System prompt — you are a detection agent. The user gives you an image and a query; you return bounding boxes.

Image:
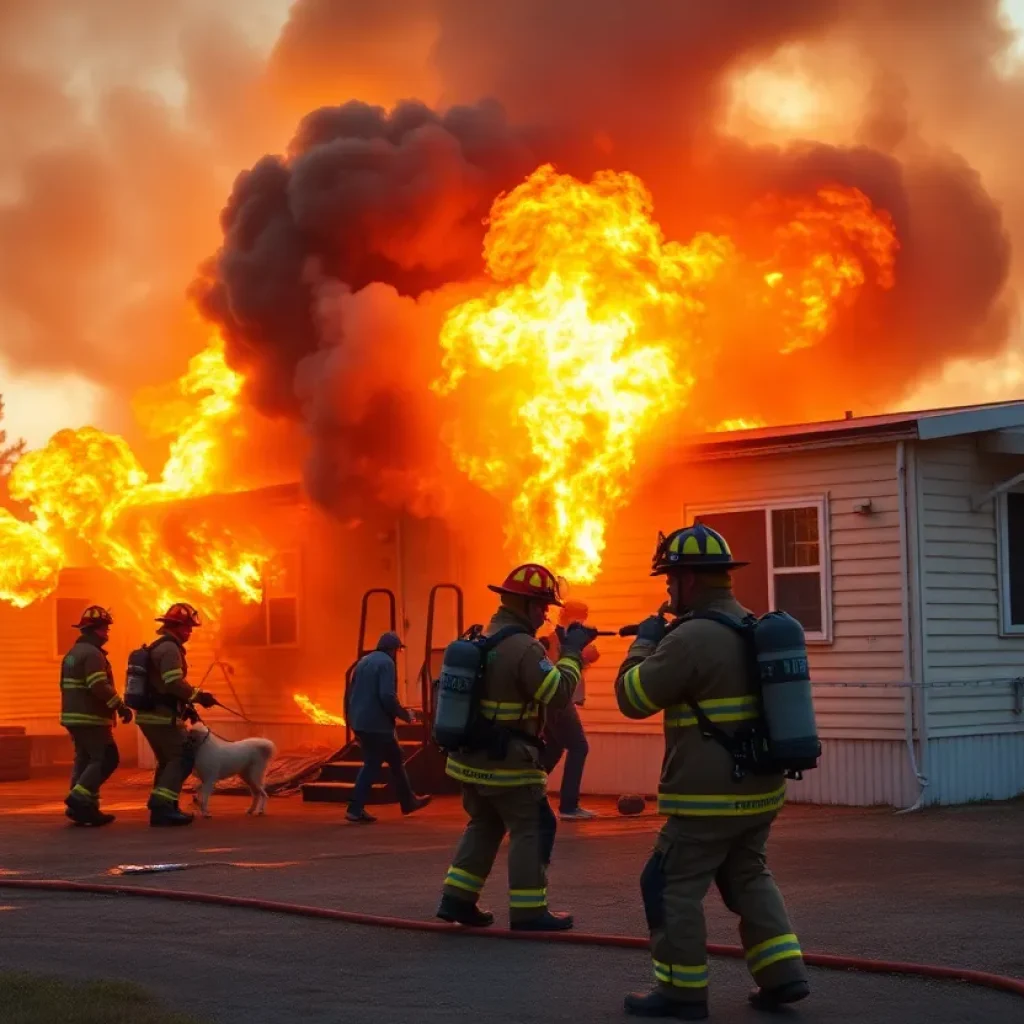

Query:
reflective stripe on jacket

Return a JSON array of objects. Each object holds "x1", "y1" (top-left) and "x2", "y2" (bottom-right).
[
  {"x1": 444, "y1": 606, "x2": 582, "y2": 789},
  {"x1": 59, "y1": 636, "x2": 120, "y2": 727},
  {"x1": 614, "y1": 590, "x2": 785, "y2": 819}
]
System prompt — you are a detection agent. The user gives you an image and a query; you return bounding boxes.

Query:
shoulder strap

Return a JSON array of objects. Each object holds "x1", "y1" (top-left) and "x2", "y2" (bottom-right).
[{"x1": 479, "y1": 624, "x2": 530, "y2": 653}]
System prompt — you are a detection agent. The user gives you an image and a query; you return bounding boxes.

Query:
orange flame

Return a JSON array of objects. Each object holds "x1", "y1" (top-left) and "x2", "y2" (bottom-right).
[
  {"x1": 0, "y1": 334, "x2": 271, "y2": 611},
  {"x1": 435, "y1": 164, "x2": 897, "y2": 582},
  {"x1": 292, "y1": 693, "x2": 346, "y2": 726}
]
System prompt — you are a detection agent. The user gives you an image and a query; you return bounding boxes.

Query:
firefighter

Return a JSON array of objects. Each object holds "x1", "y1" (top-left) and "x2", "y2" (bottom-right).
[
  {"x1": 135, "y1": 602, "x2": 217, "y2": 827},
  {"x1": 615, "y1": 524, "x2": 809, "y2": 1020},
  {"x1": 436, "y1": 563, "x2": 598, "y2": 931},
  {"x1": 60, "y1": 606, "x2": 132, "y2": 826}
]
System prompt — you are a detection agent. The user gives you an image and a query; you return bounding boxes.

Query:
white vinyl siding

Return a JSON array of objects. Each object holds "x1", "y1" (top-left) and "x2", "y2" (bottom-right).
[
  {"x1": 573, "y1": 443, "x2": 907, "y2": 742},
  {"x1": 916, "y1": 438, "x2": 1024, "y2": 738}
]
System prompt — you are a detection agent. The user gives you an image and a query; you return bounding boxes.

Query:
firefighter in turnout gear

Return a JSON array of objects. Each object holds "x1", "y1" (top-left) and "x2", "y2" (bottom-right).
[
  {"x1": 436, "y1": 564, "x2": 597, "y2": 931},
  {"x1": 615, "y1": 524, "x2": 809, "y2": 1020},
  {"x1": 60, "y1": 606, "x2": 131, "y2": 826},
  {"x1": 136, "y1": 603, "x2": 218, "y2": 827}
]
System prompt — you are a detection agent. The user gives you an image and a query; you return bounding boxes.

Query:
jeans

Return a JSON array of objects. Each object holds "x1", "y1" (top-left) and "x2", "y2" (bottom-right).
[
  {"x1": 541, "y1": 703, "x2": 590, "y2": 813},
  {"x1": 349, "y1": 731, "x2": 416, "y2": 813}
]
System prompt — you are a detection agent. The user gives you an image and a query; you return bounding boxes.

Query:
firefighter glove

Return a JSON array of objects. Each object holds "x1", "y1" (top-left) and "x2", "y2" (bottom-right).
[
  {"x1": 556, "y1": 623, "x2": 600, "y2": 656},
  {"x1": 636, "y1": 615, "x2": 668, "y2": 645},
  {"x1": 195, "y1": 691, "x2": 218, "y2": 709},
  {"x1": 182, "y1": 705, "x2": 200, "y2": 724},
  {"x1": 116, "y1": 704, "x2": 133, "y2": 725}
]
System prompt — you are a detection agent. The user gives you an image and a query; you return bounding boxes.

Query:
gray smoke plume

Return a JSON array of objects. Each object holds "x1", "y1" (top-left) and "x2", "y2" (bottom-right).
[{"x1": 194, "y1": 0, "x2": 1021, "y2": 508}]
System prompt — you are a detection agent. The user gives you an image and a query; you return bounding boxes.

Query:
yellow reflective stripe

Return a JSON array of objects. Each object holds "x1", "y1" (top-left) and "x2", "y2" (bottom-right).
[
  {"x1": 509, "y1": 888, "x2": 547, "y2": 908},
  {"x1": 652, "y1": 960, "x2": 709, "y2": 989},
  {"x1": 70, "y1": 784, "x2": 96, "y2": 800},
  {"x1": 746, "y1": 933, "x2": 803, "y2": 973},
  {"x1": 60, "y1": 713, "x2": 111, "y2": 725},
  {"x1": 533, "y1": 666, "x2": 561, "y2": 705},
  {"x1": 658, "y1": 784, "x2": 787, "y2": 818},
  {"x1": 445, "y1": 758, "x2": 547, "y2": 788},
  {"x1": 444, "y1": 867, "x2": 485, "y2": 894},
  {"x1": 478, "y1": 700, "x2": 538, "y2": 722},
  {"x1": 623, "y1": 665, "x2": 658, "y2": 714},
  {"x1": 556, "y1": 657, "x2": 581, "y2": 682},
  {"x1": 150, "y1": 787, "x2": 179, "y2": 802},
  {"x1": 60, "y1": 679, "x2": 89, "y2": 690},
  {"x1": 162, "y1": 669, "x2": 184, "y2": 682},
  {"x1": 105, "y1": 695, "x2": 122, "y2": 708},
  {"x1": 665, "y1": 695, "x2": 761, "y2": 728},
  {"x1": 136, "y1": 711, "x2": 175, "y2": 725},
  {"x1": 85, "y1": 671, "x2": 108, "y2": 685}
]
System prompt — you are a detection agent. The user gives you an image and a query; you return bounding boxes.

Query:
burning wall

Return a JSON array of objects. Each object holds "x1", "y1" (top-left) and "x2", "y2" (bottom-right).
[{"x1": 2, "y1": 1, "x2": 1024, "y2": 614}]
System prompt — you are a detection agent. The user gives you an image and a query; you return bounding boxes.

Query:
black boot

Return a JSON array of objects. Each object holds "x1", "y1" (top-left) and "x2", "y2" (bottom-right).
[
  {"x1": 345, "y1": 808, "x2": 378, "y2": 824},
  {"x1": 749, "y1": 980, "x2": 810, "y2": 1011},
  {"x1": 149, "y1": 803, "x2": 194, "y2": 827},
  {"x1": 510, "y1": 910, "x2": 574, "y2": 932},
  {"x1": 402, "y1": 795, "x2": 432, "y2": 815},
  {"x1": 436, "y1": 894, "x2": 494, "y2": 927},
  {"x1": 624, "y1": 990, "x2": 708, "y2": 1020},
  {"x1": 65, "y1": 793, "x2": 113, "y2": 827}
]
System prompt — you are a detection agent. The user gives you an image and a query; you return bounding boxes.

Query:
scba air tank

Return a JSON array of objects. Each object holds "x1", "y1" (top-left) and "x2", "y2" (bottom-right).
[
  {"x1": 124, "y1": 645, "x2": 153, "y2": 711},
  {"x1": 754, "y1": 612, "x2": 821, "y2": 771},
  {"x1": 432, "y1": 638, "x2": 483, "y2": 749}
]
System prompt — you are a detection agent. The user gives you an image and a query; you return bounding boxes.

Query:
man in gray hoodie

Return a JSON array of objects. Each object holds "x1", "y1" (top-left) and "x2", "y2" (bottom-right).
[{"x1": 345, "y1": 631, "x2": 431, "y2": 824}]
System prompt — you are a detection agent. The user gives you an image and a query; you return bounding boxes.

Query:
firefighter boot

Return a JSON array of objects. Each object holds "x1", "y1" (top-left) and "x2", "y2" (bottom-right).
[
  {"x1": 748, "y1": 980, "x2": 810, "y2": 1011},
  {"x1": 435, "y1": 894, "x2": 495, "y2": 928},
  {"x1": 624, "y1": 991, "x2": 708, "y2": 1020},
  {"x1": 509, "y1": 910, "x2": 574, "y2": 932},
  {"x1": 65, "y1": 791, "x2": 115, "y2": 827},
  {"x1": 147, "y1": 796, "x2": 194, "y2": 827}
]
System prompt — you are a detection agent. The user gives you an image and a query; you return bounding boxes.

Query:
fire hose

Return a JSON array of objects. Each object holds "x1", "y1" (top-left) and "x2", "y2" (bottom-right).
[{"x1": 0, "y1": 878, "x2": 1021, "y2": 999}]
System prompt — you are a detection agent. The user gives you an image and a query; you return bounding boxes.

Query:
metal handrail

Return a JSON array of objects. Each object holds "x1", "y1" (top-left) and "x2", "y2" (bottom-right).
[{"x1": 418, "y1": 583, "x2": 464, "y2": 743}]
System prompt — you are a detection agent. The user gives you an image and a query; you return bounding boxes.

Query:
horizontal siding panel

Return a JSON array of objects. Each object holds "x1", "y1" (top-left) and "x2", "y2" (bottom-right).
[{"x1": 918, "y1": 439, "x2": 1024, "y2": 732}]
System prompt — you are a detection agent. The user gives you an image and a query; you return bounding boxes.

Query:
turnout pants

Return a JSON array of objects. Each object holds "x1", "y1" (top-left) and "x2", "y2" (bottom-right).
[
  {"x1": 138, "y1": 723, "x2": 193, "y2": 806},
  {"x1": 65, "y1": 726, "x2": 119, "y2": 802},
  {"x1": 641, "y1": 814, "x2": 808, "y2": 1006},
  {"x1": 442, "y1": 783, "x2": 557, "y2": 924}
]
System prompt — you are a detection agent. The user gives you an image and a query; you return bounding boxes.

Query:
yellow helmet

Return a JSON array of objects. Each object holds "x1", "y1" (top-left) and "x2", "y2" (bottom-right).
[{"x1": 650, "y1": 523, "x2": 748, "y2": 576}]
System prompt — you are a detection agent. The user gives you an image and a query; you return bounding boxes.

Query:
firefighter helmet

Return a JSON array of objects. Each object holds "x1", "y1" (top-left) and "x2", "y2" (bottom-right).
[
  {"x1": 651, "y1": 523, "x2": 748, "y2": 576},
  {"x1": 156, "y1": 602, "x2": 202, "y2": 628},
  {"x1": 488, "y1": 564, "x2": 563, "y2": 606},
  {"x1": 73, "y1": 605, "x2": 113, "y2": 630}
]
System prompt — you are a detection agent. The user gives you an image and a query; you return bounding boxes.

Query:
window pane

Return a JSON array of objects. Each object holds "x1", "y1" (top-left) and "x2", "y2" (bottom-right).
[
  {"x1": 222, "y1": 594, "x2": 267, "y2": 647},
  {"x1": 695, "y1": 510, "x2": 769, "y2": 614},
  {"x1": 266, "y1": 552, "x2": 299, "y2": 598},
  {"x1": 773, "y1": 572, "x2": 823, "y2": 633},
  {"x1": 772, "y1": 507, "x2": 819, "y2": 568},
  {"x1": 1007, "y1": 493, "x2": 1024, "y2": 625},
  {"x1": 268, "y1": 598, "x2": 298, "y2": 646}
]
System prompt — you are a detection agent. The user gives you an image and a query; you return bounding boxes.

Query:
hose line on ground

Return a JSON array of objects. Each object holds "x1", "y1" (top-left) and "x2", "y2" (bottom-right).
[{"x1": 1, "y1": 878, "x2": 1021, "y2": 1000}]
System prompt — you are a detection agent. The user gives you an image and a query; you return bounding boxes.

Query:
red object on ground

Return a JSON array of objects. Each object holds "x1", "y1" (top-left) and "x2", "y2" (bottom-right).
[{"x1": 0, "y1": 878, "x2": 1021, "y2": 1000}]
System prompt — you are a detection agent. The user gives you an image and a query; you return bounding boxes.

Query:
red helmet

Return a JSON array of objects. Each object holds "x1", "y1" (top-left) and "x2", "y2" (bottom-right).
[
  {"x1": 488, "y1": 564, "x2": 563, "y2": 606},
  {"x1": 156, "y1": 602, "x2": 202, "y2": 628},
  {"x1": 74, "y1": 605, "x2": 113, "y2": 630}
]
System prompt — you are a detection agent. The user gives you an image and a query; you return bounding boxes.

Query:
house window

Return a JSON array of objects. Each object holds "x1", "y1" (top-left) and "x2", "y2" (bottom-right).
[
  {"x1": 997, "y1": 491, "x2": 1024, "y2": 633},
  {"x1": 689, "y1": 500, "x2": 830, "y2": 641},
  {"x1": 55, "y1": 598, "x2": 92, "y2": 656},
  {"x1": 222, "y1": 552, "x2": 300, "y2": 648}
]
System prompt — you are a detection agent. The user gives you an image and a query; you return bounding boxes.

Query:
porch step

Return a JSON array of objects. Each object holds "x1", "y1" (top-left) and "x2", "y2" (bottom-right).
[{"x1": 301, "y1": 781, "x2": 396, "y2": 805}]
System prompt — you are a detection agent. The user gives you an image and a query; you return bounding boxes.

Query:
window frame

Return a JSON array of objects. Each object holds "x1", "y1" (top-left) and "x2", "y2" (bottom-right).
[
  {"x1": 995, "y1": 490, "x2": 1024, "y2": 636},
  {"x1": 683, "y1": 495, "x2": 833, "y2": 644},
  {"x1": 222, "y1": 550, "x2": 303, "y2": 651}
]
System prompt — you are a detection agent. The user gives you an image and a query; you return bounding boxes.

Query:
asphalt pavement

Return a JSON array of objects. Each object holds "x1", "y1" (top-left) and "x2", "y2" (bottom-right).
[{"x1": 0, "y1": 778, "x2": 1021, "y2": 1024}]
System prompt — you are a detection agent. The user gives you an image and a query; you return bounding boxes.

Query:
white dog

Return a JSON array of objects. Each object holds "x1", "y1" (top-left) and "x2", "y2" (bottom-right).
[{"x1": 189, "y1": 723, "x2": 277, "y2": 818}]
